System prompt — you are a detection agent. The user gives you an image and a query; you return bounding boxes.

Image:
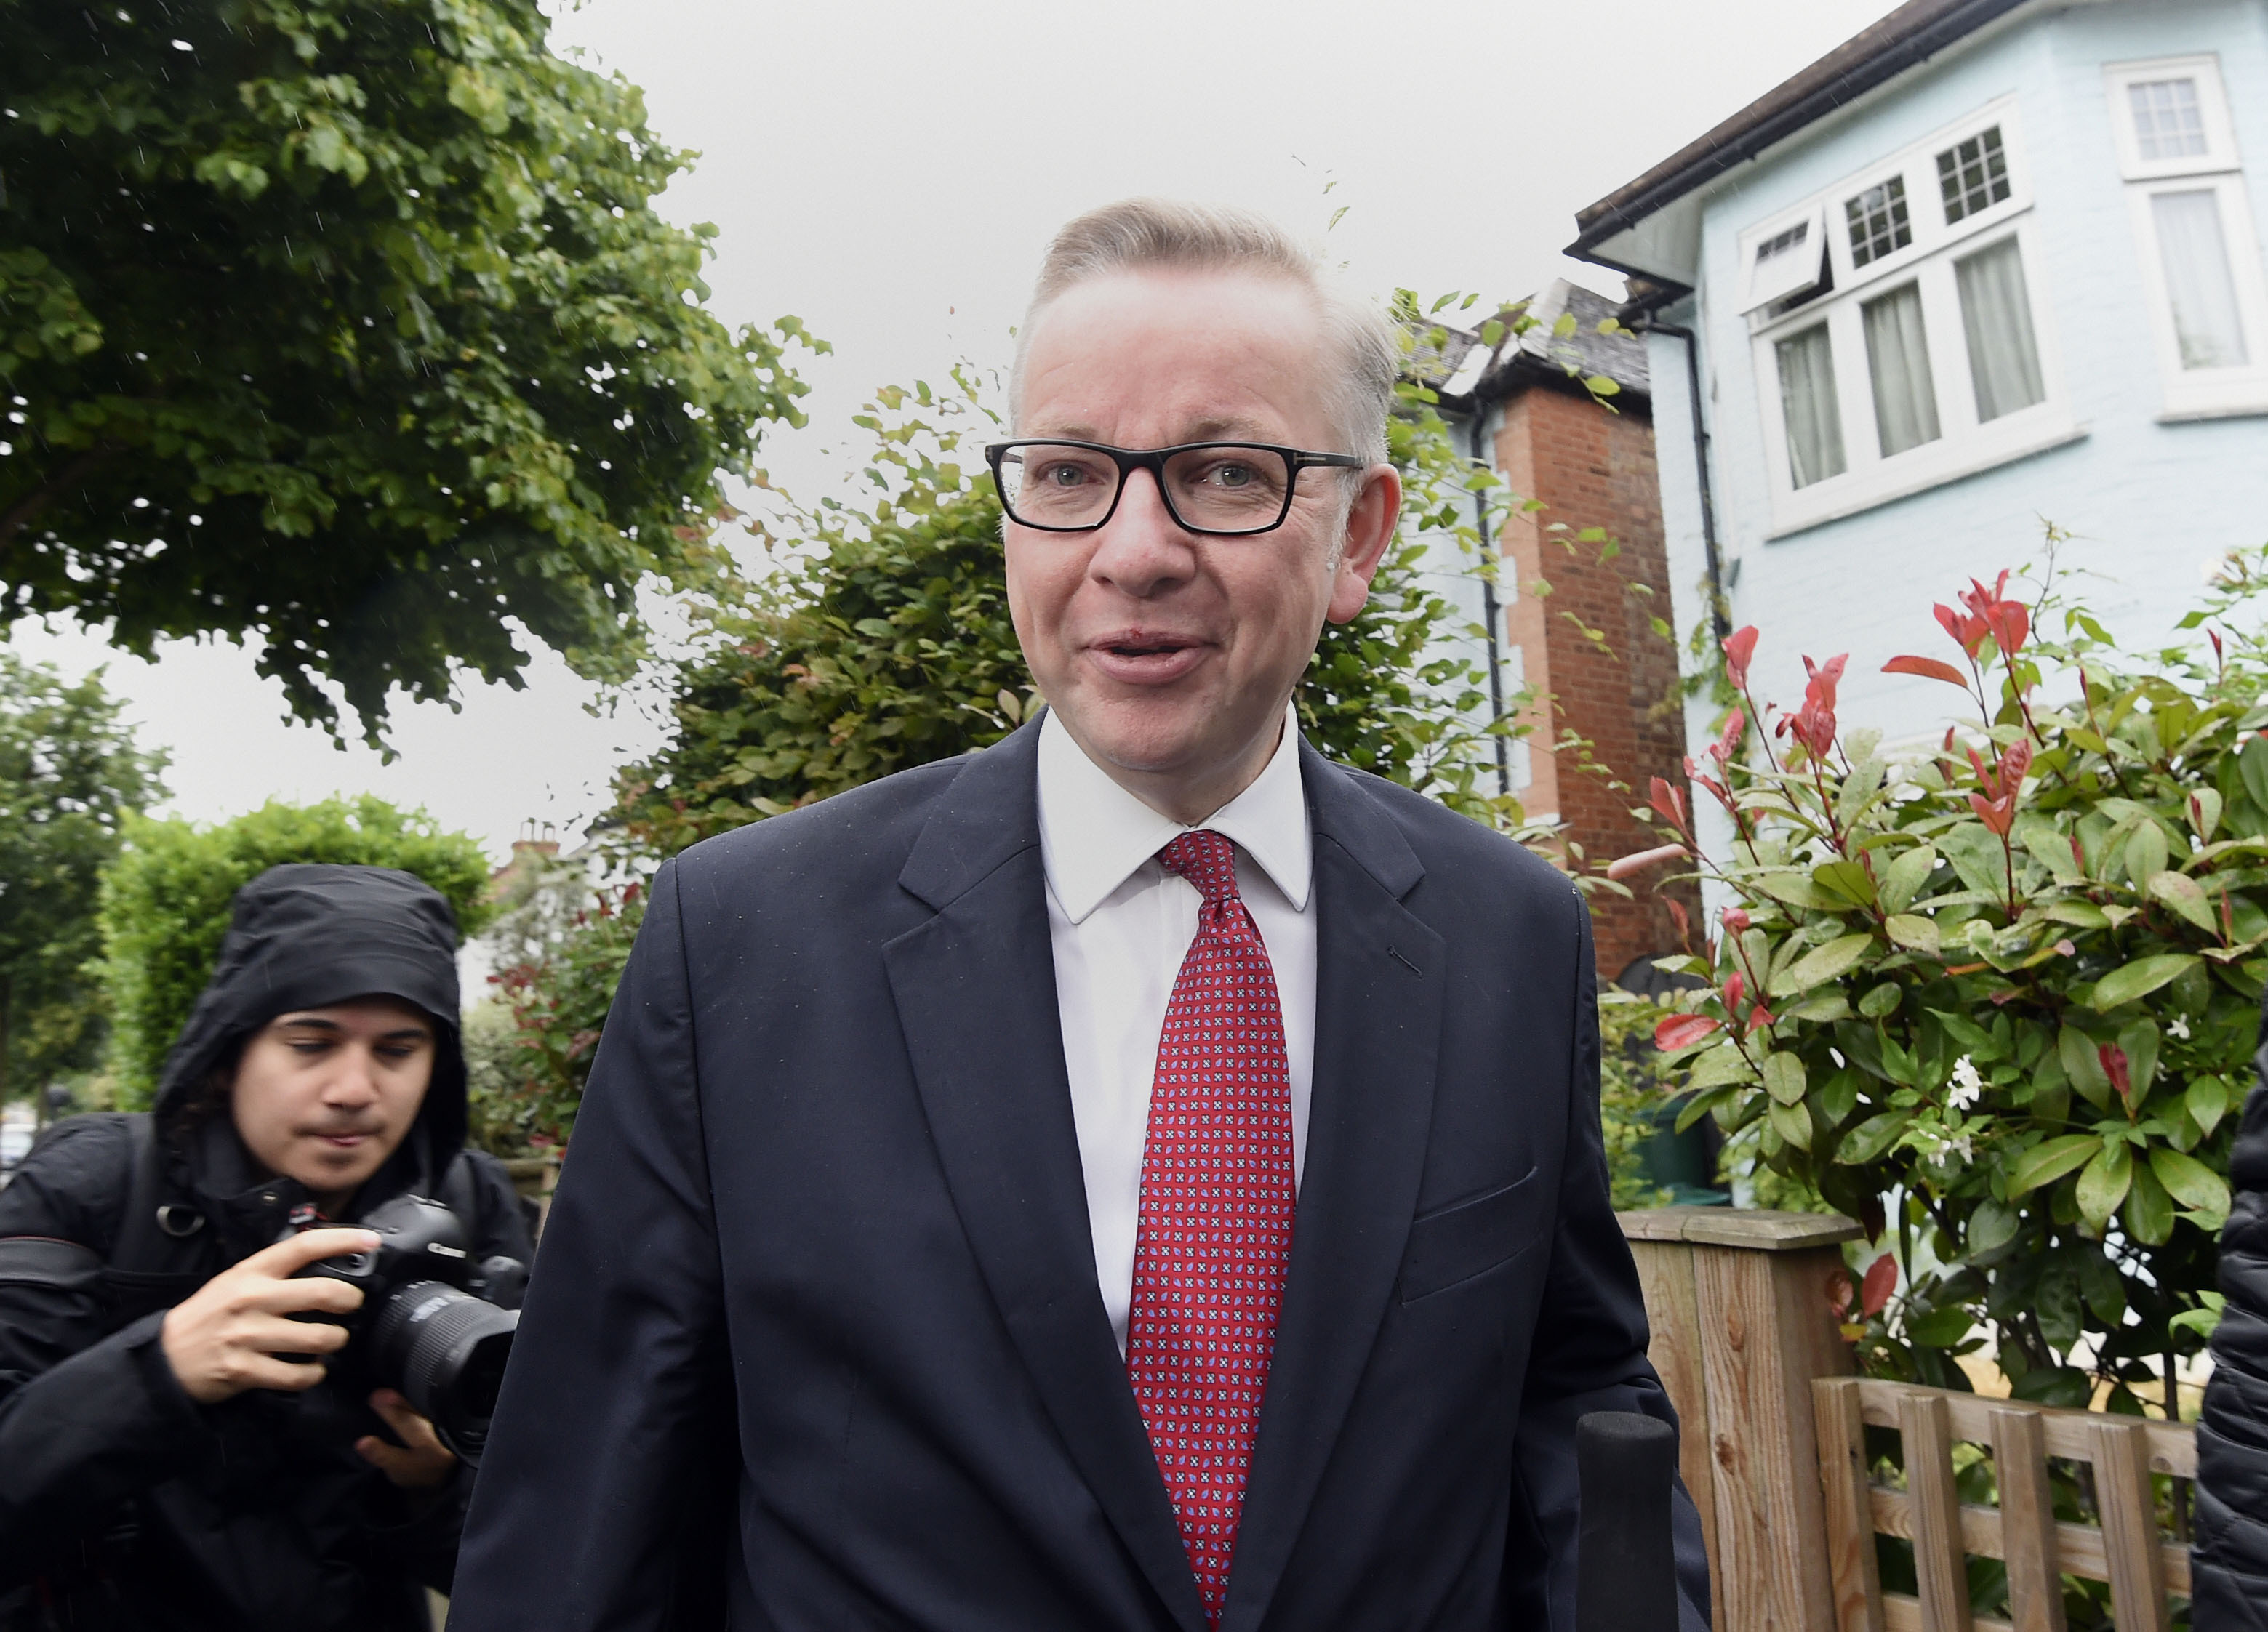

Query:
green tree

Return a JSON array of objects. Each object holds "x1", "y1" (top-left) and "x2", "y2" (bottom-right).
[
  {"x1": 0, "y1": 654, "x2": 167, "y2": 1104},
  {"x1": 1, "y1": 0, "x2": 816, "y2": 741},
  {"x1": 99, "y1": 795, "x2": 493, "y2": 1103}
]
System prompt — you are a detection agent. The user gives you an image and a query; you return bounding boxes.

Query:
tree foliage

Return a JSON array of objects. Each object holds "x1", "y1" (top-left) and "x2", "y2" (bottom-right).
[
  {"x1": 99, "y1": 794, "x2": 493, "y2": 1102},
  {"x1": 0, "y1": 0, "x2": 814, "y2": 740},
  {"x1": 1646, "y1": 552, "x2": 2268, "y2": 1412},
  {"x1": 0, "y1": 655, "x2": 167, "y2": 1101}
]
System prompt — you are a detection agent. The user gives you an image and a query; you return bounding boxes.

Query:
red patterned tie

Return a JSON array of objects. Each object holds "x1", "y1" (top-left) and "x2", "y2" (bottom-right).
[{"x1": 1126, "y1": 829, "x2": 1297, "y2": 1625}]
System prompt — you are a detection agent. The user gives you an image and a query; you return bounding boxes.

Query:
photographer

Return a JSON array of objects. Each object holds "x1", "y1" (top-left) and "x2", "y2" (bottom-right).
[{"x1": 0, "y1": 864, "x2": 533, "y2": 1630}]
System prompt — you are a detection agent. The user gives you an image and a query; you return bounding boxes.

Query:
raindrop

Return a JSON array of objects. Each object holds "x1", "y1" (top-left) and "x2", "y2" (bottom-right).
[{"x1": 169, "y1": 37, "x2": 191, "y2": 50}]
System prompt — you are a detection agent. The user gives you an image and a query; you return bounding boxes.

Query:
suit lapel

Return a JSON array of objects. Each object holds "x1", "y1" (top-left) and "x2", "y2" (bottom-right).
[
  {"x1": 1222, "y1": 746, "x2": 1447, "y2": 1632},
  {"x1": 883, "y1": 725, "x2": 1207, "y2": 1632}
]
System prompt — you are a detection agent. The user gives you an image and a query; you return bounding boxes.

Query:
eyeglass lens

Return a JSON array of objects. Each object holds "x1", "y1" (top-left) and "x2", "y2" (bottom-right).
[{"x1": 997, "y1": 444, "x2": 1292, "y2": 533}]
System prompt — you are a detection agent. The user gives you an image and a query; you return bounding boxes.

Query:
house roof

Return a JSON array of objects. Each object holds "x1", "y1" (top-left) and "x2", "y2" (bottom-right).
[
  {"x1": 1417, "y1": 281, "x2": 1651, "y2": 412},
  {"x1": 1566, "y1": 0, "x2": 2035, "y2": 283}
]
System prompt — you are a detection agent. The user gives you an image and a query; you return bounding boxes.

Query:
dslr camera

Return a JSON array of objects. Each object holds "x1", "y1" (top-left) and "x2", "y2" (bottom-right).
[{"x1": 282, "y1": 1195, "x2": 525, "y2": 1463}]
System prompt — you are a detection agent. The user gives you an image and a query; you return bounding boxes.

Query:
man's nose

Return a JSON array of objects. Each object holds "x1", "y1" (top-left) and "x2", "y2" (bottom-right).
[
  {"x1": 324, "y1": 1047, "x2": 382, "y2": 1104},
  {"x1": 1088, "y1": 467, "x2": 1196, "y2": 595}
]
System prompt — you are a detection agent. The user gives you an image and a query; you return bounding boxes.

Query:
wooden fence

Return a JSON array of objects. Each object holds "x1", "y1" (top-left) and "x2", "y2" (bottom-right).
[{"x1": 1619, "y1": 1209, "x2": 2199, "y2": 1632}]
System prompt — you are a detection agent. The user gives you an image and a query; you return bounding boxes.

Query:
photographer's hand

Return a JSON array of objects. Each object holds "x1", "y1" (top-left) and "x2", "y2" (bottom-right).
[
  {"x1": 357, "y1": 1388, "x2": 457, "y2": 1490},
  {"x1": 159, "y1": 1228, "x2": 377, "y2": 1404}
]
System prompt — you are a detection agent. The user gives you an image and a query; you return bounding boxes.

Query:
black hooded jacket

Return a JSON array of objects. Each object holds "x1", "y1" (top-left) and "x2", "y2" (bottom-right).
[
  {"x1": 0, "y1": 865, "x2": 532, "y2": 1631},
  {"x1": 2197, "y1": 1013, "x2": 2268, "y2": 1630}
]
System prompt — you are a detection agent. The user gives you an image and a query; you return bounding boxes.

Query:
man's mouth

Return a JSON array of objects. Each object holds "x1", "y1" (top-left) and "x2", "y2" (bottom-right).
[
  {"x1": 307, "y1": 1129, "x2": 382, "y2": 1150},
  {"x1": 1088, "y1": 630, "x2": 1207, "y2": 683}
]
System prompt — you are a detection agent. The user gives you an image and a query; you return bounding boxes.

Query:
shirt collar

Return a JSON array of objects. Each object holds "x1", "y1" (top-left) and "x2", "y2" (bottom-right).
[{"x1": 1036, "y1": 702, "x2": 1312, "y2": 924}]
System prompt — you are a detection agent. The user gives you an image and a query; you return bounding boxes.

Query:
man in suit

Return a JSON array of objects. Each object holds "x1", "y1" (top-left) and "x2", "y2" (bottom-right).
[{"x1": 449, "y1": 198, "x2": 1710, "y2": 1632}]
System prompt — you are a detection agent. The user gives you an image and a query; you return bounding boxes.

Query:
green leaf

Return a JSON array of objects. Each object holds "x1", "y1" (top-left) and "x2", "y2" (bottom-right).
[
  {"x1": 1782, "y1": 990, "x2": 1852, "y2": 1023},
  {"x1": 2059, "y1": 1026, "x2": 2112, "y2": 1109},
  {"x1": 1859, "y1": 981, "x2": 1903, "y2": 1018},
  {"x1": 2187, "y1": 1075, "x2": 2231, "y2": 1138},
  {"x1": 1940, "y1": 822, "x2": 2009, "y2": 897},
  {"x1": 2006, "y1": 1133, "x2": 2099, "y2": 1197},
  {"x1": 2147, "y1": 869, "x2": 2216, "y2": 931},
  {"x1": 2042, "y1": 900, "x2": 2109, "y2": 930},
  {"x1": 1884, "y1": 915, "x2": 1939, "y2": 954},
  {"x1": 1879, "y1": 845, "x2": 1938, "y2": 915},
  {"x1": 1968, "y1": 1199, "x2": 2019, "y2": 1255},
  {"x1": 2150, "y1": 1148, "x2": 2232, "y2": 1221},
  {"x1": 1686, "y1": 1042, "x2": 1754, "y2": 1090},
  {"x1": 1814, "y1": 858, "x2": 1876, "y2": 908},
  {"x1": 1906, "y1": 1305, "x2": 1974, "y2": 1347},
  {"x1": 2242, "y1": 733, "x2": 2268, "y2": 814},
  {"x1": 2125, "y1": 1159, "x2": 2175, "y2": 1245},
  {"x1": 2170, "y1": 1292, "x2": 2227, "y2": 1343},
  {"x1": 2125, "y1": 821, "x2": 2171, "y2": 885},
  {"x1": 1768, "y1": 1098, "x2": 1814, "y2": 1150},
  {"x1": 2077, "y1": 1141, "x2": 2133, "y2": 1231},
  {"x1": 2016, "y1": 816, "x2": 2083, "y2": 885},
  {"x1": 1839, "y1": 1111, "x2": 1910, "y2": 1165},
  {"x1": 1762, "y1": 1052, "x2": 1808, "y2": 1106},
  {"x1": 1751, "y1": 871, "x2": 1841, "y2": 911},
  {"x1": 1674, "y1": 1087, "x2": 1735, "y2": 1133},
  {"x1": 2087, "y1": 953, "x2": 2201, "y2": 1010},
  {"x1": 1770, "y1": 933, "x2": 1876, "y2": 997}
]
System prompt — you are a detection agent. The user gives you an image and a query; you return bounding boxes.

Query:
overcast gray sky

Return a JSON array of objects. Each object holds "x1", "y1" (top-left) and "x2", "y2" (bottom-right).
[{"x1": 16, "y1": 0, "x2": 1899, "y2": 861}]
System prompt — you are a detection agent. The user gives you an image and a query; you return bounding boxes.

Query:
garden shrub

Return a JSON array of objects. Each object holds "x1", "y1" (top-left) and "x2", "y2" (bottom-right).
[{"x1": 1645, "y1": 552, "x2": 2267, "y2": 1410}]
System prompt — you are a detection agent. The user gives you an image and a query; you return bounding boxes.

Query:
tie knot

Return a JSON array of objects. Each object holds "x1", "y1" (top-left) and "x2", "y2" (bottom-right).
[{"x1": 1158, "y1": 829, "x2": 1241, "y2": 905}]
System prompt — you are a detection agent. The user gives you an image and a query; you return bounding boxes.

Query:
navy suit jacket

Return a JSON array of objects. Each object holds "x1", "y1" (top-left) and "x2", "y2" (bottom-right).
[{"x1": 449, "y1": 721, "x2": 1710, "y2": 1631}]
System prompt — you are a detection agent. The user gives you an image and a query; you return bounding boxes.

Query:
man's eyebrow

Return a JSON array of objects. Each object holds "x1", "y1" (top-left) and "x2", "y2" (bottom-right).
[
  {"x1": 1022, "y1": 416, "x2": 1281, "y2": 446},
  {"x1": 275, "y1": 1016, "x2": 345, "y2": 1033}
]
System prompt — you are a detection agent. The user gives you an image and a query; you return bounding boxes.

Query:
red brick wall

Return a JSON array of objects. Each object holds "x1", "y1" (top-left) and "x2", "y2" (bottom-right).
[{"x1": 1491, "y1": 379, "x2": 1696, "y2": 981}]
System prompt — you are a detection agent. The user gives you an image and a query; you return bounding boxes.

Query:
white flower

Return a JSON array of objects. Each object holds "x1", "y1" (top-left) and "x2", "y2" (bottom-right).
[
  {"x1": 2170, "y1": 1016, "x2": 2192, "y2": 1041},
  {"x1": 1947, "y1": 1056, "x2": 1985, "y2": 1112},
  {"x1": 1949, "y1": 1133, "x2": 1976, "y2": 1164}
]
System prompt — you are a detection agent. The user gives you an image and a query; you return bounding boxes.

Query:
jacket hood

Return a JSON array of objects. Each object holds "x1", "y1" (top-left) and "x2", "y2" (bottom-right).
[{"x1": 153, "y1": 864, "x2": 468, "y2": 1162}]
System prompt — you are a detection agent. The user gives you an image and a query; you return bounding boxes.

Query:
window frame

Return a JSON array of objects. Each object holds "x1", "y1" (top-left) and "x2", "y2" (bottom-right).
[
  {"x1": 2104, "y1": 55, "x2": 2268, "y2": 420},
  {"x1": 1737, "y1": 99, "x2": 2077, "y2": 535}
]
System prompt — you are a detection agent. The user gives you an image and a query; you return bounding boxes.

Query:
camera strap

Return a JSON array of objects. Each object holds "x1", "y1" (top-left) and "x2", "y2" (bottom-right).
[{"x1": 95, "y1": 1114, "x2": 211, "y2": 1334}]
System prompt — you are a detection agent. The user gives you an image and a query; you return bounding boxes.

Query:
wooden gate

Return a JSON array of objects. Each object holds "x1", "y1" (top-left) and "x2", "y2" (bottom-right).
[{"x1": 1813, "y1": 1379, "x2": 2195, "y2": 1632}]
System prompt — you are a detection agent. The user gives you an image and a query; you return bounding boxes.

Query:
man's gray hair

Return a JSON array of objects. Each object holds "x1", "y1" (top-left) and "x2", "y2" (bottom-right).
[{"x1": 1010, "y1": 198, "x2": 1399, "y2": 467}]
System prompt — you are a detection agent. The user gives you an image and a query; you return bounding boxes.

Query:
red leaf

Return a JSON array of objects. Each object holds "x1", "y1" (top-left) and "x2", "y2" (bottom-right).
[
  {"x1": 1723, "y1": 625, "x2": 1759, "y2": 689},
  {"x1": 2099, "y1": 1044, "x2": 2133, "y2": 1101},
  {"x1": 1883, "y1": 654, "x2": 1971, "y2": 688},
  {"x1": 1607, "y1": 843, "x2": 1688, "y2": 880},
  {"x1": 1654, "y1": 1013, "x2": 1721, "y2": 1052},
  {"x1": 1665, "y1": 896, "x2": 1692, "y2": 951},
  {"x1": 1827, "y1": 1269, "x2": 1855, "y2": 1318},
  {"x1": 1648, "y1": 776, "x2": 1688, "y2": 835},
  {"x1": 1721, "y1": 906, "x2": 1751, "y2": 935},
  {"x1": 1712, "y1": 706, "x2": 1747, "y2": 764},
  {"x1": 1968, "y1": 789, "x2": 2016, "y2": 837},
  {"x1": 1860, "y1": 1254, "x2": 1899, "y2": 1317},
  {"x1": 1724, "y1": 971, "x2": 1746, "y2": 1013}
]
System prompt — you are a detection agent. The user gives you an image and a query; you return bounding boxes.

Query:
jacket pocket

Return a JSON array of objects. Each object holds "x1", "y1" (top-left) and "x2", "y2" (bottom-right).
[{"x1": 1397, "y1": 1167, "x2": 1546, "y2": 1303}]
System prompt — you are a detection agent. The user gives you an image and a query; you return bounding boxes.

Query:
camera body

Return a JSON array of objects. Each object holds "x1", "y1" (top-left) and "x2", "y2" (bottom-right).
[{"x1": 284, "y1": 1194, "x2": 522, "y2": 1464}]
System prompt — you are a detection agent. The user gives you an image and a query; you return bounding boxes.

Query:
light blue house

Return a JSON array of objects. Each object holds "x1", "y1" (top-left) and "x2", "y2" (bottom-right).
[{"x1": 1568, "y1": 0, "x2": 2268, "y2": 765}]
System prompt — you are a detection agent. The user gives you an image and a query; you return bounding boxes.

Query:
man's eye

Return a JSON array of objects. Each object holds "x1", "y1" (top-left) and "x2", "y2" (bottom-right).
[
  {"x1": 1210, "y1": 462, "x2": 1255, "y2": 489},
  {"x1": 1042, "y1": 462, "x2": 1094, "y2": 487}
]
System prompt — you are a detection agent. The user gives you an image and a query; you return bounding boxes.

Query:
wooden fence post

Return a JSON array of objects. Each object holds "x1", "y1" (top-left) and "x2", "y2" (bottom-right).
[{"x1": 1621, "y1": 1207, "x2": 1863, "y2": 1632}]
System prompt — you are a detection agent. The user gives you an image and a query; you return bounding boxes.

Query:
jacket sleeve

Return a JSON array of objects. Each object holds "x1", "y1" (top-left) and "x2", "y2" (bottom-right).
[
  {"x1": 2194, "y1": 1032, "x2": 2268, "y2": 1632},
  {"x1": 0, "y1": 1121, "x2": 220, "y2": 1583},
  {"x1": 447, "y1": 859, "x2": 737, "y2": 1629},
  {"x1": 1503, "y1": 899, "x2": 1712, "y2": 1632}
]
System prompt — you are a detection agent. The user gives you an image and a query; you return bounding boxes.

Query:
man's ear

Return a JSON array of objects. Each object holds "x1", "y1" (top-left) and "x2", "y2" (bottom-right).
[{"x1": 1326, "y1": 464, "x2": 1402, "y2": 625}]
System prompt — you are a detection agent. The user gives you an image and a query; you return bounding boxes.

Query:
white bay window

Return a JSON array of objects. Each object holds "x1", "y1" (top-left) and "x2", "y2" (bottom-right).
[
  {"x1": 2106, "y1": 55, "x2": 2268, "y2": 418},
  {"x1": 1743, "y1": 98, "x2": 2074, "y2": 534}
]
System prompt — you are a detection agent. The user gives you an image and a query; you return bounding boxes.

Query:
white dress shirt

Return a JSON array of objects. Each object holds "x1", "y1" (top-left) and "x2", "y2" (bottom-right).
[{"x1": 1035, "y1": 704, "x2": 1316, "y2": 1354}]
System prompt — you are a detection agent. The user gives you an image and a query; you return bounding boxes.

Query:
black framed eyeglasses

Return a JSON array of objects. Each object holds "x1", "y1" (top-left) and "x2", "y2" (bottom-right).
[{"x1": 985, "y1": 439, "x2": 1366, "y2": 536}]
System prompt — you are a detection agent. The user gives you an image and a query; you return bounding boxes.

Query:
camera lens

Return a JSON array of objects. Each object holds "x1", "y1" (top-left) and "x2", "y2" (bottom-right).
[{"x1": 367, "y1": 1280, "x2": 519, "y2": 1464}]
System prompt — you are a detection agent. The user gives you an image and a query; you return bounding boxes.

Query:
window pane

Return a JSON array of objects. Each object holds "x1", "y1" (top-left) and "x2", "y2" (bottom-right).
[
  {"x1": 1862, "y1": 284, "x2": 1942, "y2": 457},
  {"x1": 1955, "y1": 238, "x2": 2046, "y2": 421},
  {"x1": 1776, "y1": 325, "x2": 1847, "y2": 489},
  {"x1": 2130, "y1": 79, "x2": 2208, "y2": 161},
  {"x1": 1846, "y1": 177, "x2": 1913, "y2": 267},
  {"x1": 1936, "y1": 126, "x2": 2011, "y2": 224},
  {"x1": 2152, "y1": 190, "x2": 2250, "y2": 369}
]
